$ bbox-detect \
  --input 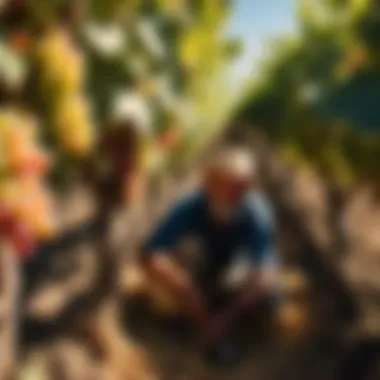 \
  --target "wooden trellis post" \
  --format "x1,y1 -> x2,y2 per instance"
0,243 -> 20,380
